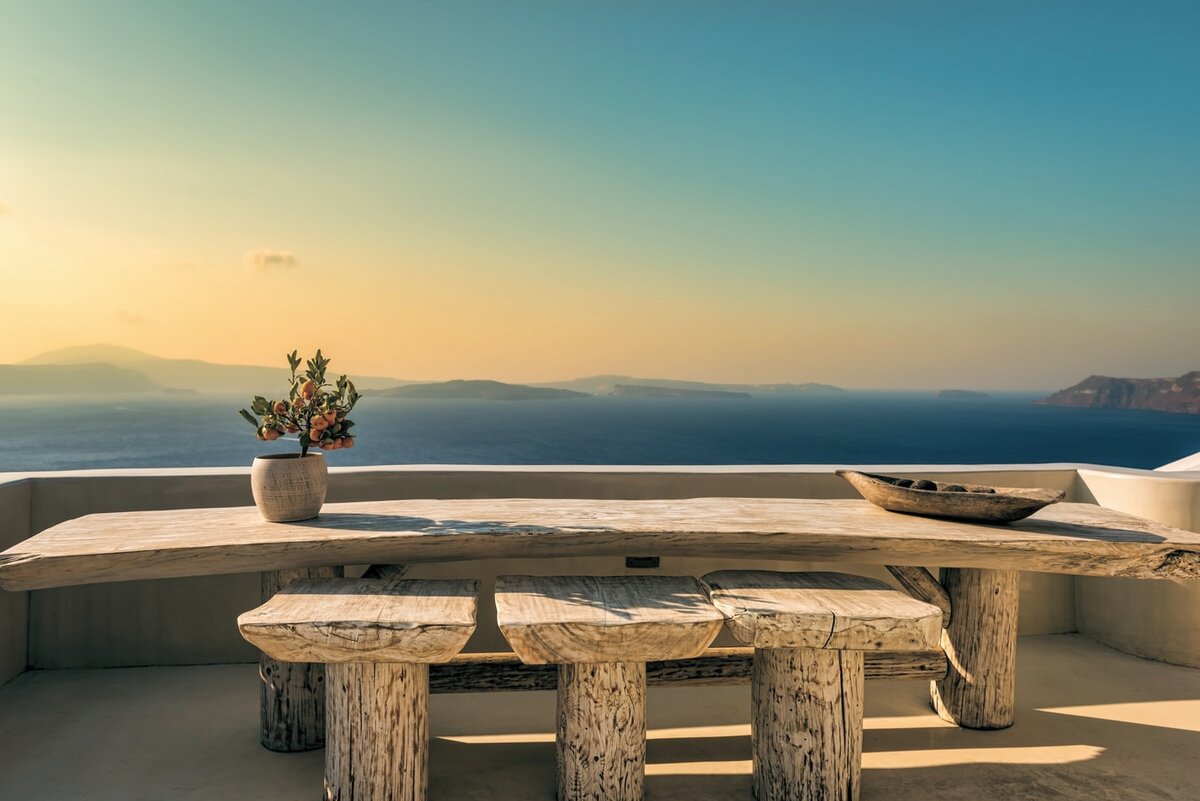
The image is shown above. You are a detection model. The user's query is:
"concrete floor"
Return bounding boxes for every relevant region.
[0,635,1197,801]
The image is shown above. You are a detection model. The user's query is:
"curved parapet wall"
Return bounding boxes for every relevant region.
[0,463,1191,683]
[1075,468,1200,667]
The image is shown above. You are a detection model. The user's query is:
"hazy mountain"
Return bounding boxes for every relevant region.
[377,379,588,401]
[0,363,162,394]
[20,344,410,393]
[1039,372,1200,414]
[611,384,751,400]
[538,374,843,395]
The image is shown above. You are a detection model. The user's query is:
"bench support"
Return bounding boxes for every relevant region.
[259,566,343,752]
[753,647,864,801]
[325,662,429,801]
[931,567,1019,729]
[557,661,646,801]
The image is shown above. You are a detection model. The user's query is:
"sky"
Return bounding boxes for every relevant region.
[1,1,1198,390]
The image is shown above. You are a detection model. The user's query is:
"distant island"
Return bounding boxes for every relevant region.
[0,363,164,395]
[3,344,845,399]
[937,389,990,400]
[611,384,751,400]
[377,380,588,401]
[538,375,843,395]
[1039,372,1200,414]
[16,344,409,394]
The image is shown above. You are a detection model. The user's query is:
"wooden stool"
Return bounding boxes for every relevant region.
[495,575,724,801]
[239,578,478,801]
[703,571,943,801]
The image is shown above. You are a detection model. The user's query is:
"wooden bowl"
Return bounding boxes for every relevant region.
[835,470,1064,524]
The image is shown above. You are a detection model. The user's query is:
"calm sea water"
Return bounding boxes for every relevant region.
[2,393,1199,472]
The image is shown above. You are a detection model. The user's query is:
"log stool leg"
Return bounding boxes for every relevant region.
[752,647,864,801]
[556,661,646,801]
[931,567,1019,730]
[259,566,344,751]
[325,662,430,801]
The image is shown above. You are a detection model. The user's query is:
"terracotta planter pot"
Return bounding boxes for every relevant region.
[251,453,328,522]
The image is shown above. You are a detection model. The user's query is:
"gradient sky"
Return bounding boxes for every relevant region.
[1,1,1198,389]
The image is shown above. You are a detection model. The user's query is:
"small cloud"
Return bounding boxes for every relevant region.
[114,310,147,325]
[244,249,298,271]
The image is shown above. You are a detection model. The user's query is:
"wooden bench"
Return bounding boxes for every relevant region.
[239,578,478,801]
[495,575,725,801]
[703,570,943,801]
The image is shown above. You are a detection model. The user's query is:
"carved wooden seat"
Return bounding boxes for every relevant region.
[702,570,943,801]
[494,575,724,801]
[239,578,478,801]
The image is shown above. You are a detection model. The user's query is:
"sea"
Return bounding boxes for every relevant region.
[2,392,1199,473]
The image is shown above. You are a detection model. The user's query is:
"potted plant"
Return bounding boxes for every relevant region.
[239,350,361,522]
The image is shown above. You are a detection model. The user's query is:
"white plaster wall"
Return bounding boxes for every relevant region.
[1075,469,1200,667]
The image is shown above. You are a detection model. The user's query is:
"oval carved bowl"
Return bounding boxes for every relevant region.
[836,469,1065,524]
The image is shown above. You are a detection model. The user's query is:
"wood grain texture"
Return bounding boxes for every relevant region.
[259,566,342,752]
[495,575,724,664]
[703,571,943,651]
[753,647,863,801]
[239,578,477,664]
[5,497,1197,591]
[884,565,953,624]
[557,661,646,801]
[324,662,428,801]
[427,647,948,692]
[931,568,1019,730]
[837,469,1062,523]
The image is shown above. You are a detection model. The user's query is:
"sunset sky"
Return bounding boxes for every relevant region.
[1,1,1198,389]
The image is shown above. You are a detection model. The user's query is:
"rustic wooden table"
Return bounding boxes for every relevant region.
[2,497,1197,743]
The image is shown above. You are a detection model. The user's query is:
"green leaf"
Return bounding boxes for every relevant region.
[238,409,260,428]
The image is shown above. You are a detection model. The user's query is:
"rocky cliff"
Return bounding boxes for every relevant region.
[1039,372,1200,414]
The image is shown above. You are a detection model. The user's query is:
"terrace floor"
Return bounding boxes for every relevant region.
[0,635,1197,800]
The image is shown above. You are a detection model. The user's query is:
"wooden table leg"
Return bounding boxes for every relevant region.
[753,647,864,801]
[259,565,344,751]
[557,661,646,801]
[931,567,1019,730]
[325,662,430,801]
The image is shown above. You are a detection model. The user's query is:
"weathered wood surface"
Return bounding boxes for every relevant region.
[837,469,1063,523]
[239,578,477,664]
[427,646,947,692]
[4,497,1199,591]
[557,661,646,801]
[753,648,864,801]
[259,566,341,752]
[704,571,943,652]
[495,574,723,664]
[325,662,429,801]
[884,565,953,624]
[932,568,1019,729]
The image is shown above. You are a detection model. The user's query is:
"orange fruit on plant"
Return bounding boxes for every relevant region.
[311,416,329,431]
[342,436,356,449]
[300,380,317,399]
[308,429,322,442]
[323,410,337,425]
[263,428,281,441]
[272,401,288,415]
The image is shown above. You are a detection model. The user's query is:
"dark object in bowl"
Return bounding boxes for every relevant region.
[835,470,1065,524]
